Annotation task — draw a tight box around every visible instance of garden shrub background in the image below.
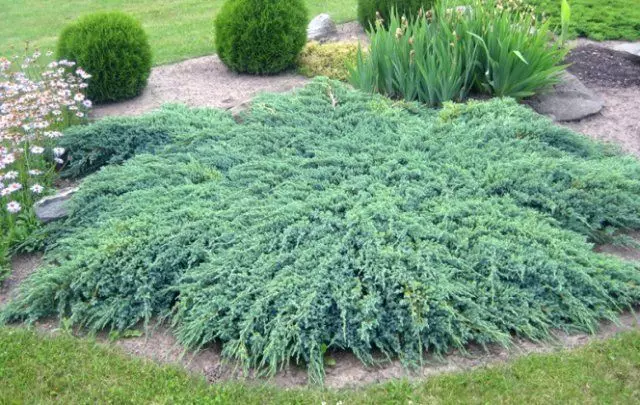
[3,79,640,383]
[351,0,567,105]
[298,41,360,81]
[57,12,152,103]
[1,0,638,68]
[214,0,308,74]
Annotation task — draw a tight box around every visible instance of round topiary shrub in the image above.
[57,12,152,103]
[214,0,308,74]
[357,0,435,29]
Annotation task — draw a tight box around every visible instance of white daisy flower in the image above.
[30,146,45,154]
[2,154,15,164]
[7,182,22,192]
[3,171,18,180]
[6,201,21,213]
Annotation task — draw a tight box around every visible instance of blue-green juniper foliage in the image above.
[3,79,640,383]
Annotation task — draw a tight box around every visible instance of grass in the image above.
[2,326,640,403]
[529,0,640,41]
[0,0,358,65]
[2,1,637,65]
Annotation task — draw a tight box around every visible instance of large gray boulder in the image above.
[527,72,604,122]
[307,14,337,42]
[34,187,78,223]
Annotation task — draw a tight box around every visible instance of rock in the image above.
[307,14,337,42]
[34,187,78,223]
[526,72,604,122]
[613,43,640,62]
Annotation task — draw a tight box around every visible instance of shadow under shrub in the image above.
[3,79,640,384]
[57,12,152,103]
[214,0,308,74]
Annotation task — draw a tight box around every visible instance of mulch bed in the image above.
[565,45,640,88]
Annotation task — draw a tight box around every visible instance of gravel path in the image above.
[562,41,640,157]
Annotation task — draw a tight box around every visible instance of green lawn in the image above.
[530,0,640,41]
[1,327,640,404]
[3,1,638,67]
[0,0,358,65]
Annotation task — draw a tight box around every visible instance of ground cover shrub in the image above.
[57,12,152,103]
[297,41,360,81]
[0,50,91,279]
[528,0,640,41]
[351,0,567,104]
[3,79,640,384]
[357,0,435,29]
[214,0,308,74]
[59,105,236,179]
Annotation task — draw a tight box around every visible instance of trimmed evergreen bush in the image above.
[357,0,434,29]
[57,12,152,103]
[214,0,308,74]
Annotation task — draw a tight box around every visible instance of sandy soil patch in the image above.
[563,86,640,157]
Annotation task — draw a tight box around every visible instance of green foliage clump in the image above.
[357,0,434,29]
[3,79,640,384]
[351,0,567,105]
[59,105,236,178]
[297,41,360,81]
[528,0,640,41]
[57,12,152,103]
[214,0,308,74]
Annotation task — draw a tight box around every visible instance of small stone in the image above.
[526,72,604,122]
[34,187,78,223]
[307,14,337,42]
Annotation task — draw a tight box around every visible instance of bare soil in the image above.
[0,253,42,307]
[92,56,310,119]
[566,45,640,88]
